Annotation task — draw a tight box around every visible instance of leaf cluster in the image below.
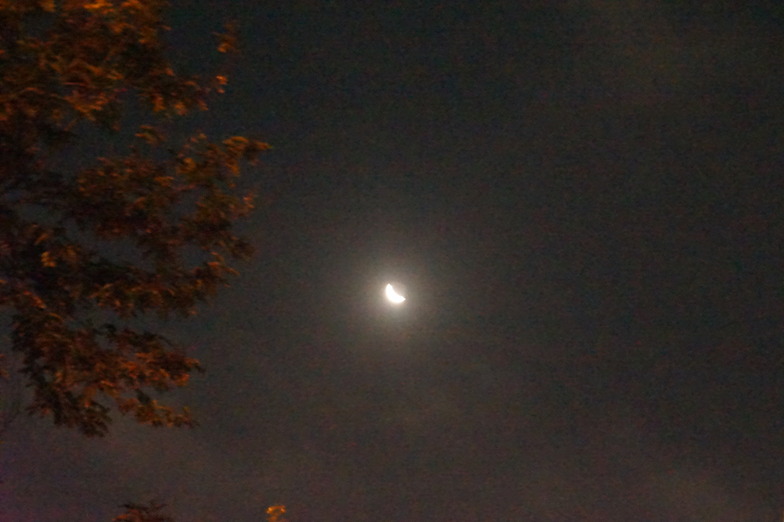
[0,0,268,435]
[112,501,174,522]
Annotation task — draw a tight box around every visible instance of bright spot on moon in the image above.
[385,283,406,304]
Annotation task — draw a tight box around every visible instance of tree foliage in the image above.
[0,0,268,436]
[112,501,174,522]
[110,502,288,521]
[266,505,288,522]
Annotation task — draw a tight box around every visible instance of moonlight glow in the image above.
[384,283,406,304]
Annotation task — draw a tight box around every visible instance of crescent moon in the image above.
[385,283,406,304]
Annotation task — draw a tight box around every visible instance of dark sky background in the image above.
[3,1,784,520]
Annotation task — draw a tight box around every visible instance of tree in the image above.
[266,505,288,522]
[0,0,268,436]
[112,502,174,522]
[110,502,288,521]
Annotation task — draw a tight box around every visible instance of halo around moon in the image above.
[384,283,406,304]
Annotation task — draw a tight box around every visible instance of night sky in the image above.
[3,1,784,520]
